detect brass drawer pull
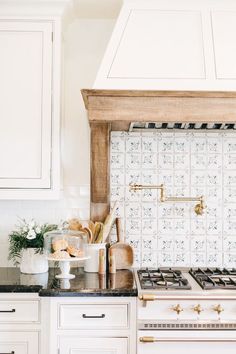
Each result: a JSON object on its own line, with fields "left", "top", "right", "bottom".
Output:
{"left": 0, "top": 309, "right": 16, "bottom": 313}
{"left": 82, "top": 313, "right": 105, "bottom": 319}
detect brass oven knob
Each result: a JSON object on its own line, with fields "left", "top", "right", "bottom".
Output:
{"left": 173, "top": 304, "right": 183, "bottom": 315}
{"left": 194, "top": 304, "right": 203, "bottom": 315}
{"left": 214, "top": 304, "right": 224, "bottom": 315}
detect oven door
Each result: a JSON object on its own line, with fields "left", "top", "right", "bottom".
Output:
{"left": 138, "top": 330, "right": 236, "bottom": 354}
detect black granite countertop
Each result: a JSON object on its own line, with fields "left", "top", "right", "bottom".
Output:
{"left": 0, "top": 267, "right": 137, "bottom": 297}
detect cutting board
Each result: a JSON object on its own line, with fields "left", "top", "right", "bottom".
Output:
{"left": 110, "top": 218, "right": 133, "bottom": 270}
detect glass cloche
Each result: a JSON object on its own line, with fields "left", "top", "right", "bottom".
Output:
{"left": 44, "top": 229, "right": 88, "bottom": 261}
{"left": 44, "top": 229, "right": 89, "bottom": 279}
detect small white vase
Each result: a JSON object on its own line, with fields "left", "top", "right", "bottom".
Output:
{"left": 20, "top": 248, "right": 48, "bottom": 274}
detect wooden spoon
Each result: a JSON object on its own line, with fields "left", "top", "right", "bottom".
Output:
{"left": 82, "top": 227, "right": 93, "bottom": 244}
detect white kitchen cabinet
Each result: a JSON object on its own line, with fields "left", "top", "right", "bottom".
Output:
{"left": 0, "top": 20, "right": 52, "bottom": 190}
{"left": 0, "top": 299, "right": 39, "bottom": 323}
{"left": 47, "top": 297, "right": 136, "bottom": 354}
{"left": 0, "top": 294, "right": 41, "bottom": 354}
{"left": 0, "top": 331, "right": 38, "bottom": 354}
{"left": 94, "top": 0, "right": 236, "bottom": 91}
{"left": 58, "top": 303, "right": 128, "bottom": 329}
{"left": 59, "top": 337, "right": 128, "bottom": 354}
{"left": 0, "top": 4, "right": 64, "bottom": 198}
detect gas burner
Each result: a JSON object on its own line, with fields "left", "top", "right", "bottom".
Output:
{"left": 190, "top": 268, "right": 236, "bottom": 290}
{"left": 138, "top": 268, "right": 191, "bottom": 290}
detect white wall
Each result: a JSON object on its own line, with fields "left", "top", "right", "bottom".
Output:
{"left": 0, "top": 17, "right": 115, "bottom": 267}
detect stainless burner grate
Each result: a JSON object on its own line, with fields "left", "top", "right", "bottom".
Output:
{"left": 190, "top": 268, "right": 236, "bottom": 290}
{"left": 138, "top": 268, "right": 191, "bottom": 290}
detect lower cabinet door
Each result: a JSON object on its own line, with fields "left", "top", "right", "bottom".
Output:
{"left": 0, "top": 332, "right": 38, "bottom": 354}
{"left": 59, "top": 337, "right": 128, "bottom": 354}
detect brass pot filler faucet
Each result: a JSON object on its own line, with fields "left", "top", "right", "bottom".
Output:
{"left": 129, "top": 183, "right": 206, "bottom": 216}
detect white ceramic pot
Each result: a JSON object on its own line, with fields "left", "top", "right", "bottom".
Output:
{"left": 84, "top": 243, "right": 106, "bottom": 273}
{"left": 20, "top": 248, "right": 48, "bottom": 274}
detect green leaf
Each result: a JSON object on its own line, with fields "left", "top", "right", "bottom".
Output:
{"left": 8, "top": 219, "right": 58, "bottom": 265}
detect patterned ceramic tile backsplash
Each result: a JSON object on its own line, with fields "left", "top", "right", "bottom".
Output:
{"left": 110, "top": 131, "right": 236, "bottom": 268}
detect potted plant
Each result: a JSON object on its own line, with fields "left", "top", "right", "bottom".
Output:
{"left": 8, "top": 219, "right": 58, "bottom": 274}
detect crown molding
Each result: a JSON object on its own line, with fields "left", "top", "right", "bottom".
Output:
{"left": 0, "top": 0, "right": 72, "bottom": 17}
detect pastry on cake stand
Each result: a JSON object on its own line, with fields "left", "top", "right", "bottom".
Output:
{"left": 44, "top": 229, "right": 89, "bottom": 279}
{"left": 48, "top": 255, "right": 89, "bottom": 279}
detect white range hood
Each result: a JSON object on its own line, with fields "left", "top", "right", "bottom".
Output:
{"left": 94, "top": 0, "right": 236, "bottom": 91}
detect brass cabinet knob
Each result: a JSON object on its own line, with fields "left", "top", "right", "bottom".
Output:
{"left": 173, "top": 304, "right": 183, "bottom": 315}
{"left": 214, "top": 304, "right": 224, "bottom": 315}
{"left": 194, "top": 304, "right": 203, "bottom": 315}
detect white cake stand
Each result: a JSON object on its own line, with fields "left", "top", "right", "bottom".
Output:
{"left": 48, "top": 256, "right": 90, "bottom": 279}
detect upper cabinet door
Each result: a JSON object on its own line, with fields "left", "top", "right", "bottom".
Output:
{"left": 94, "top": 0, "right": 236, "bottom": 91}
{"left": 0, "top": 21, "right": 52, "bottom": 189}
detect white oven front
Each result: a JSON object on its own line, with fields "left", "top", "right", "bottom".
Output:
{"left": 138, "top": 330, "right": 236, "bottom": 354}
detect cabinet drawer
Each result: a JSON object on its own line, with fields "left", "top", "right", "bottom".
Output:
{"left": 0, "top": 331, "right": 38, "bottom": 354}
{"left": 59, "top": 336, "right": 128, "bottom": 354}
{"left": 0, "top": 300, "right": 39, "bottom": 323}
{"left": 59, "top": 303, "right": 129, "bottom": 329}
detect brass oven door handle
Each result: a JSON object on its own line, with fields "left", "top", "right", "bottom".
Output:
{"left": 0, "top": 309, "right": 16, "bottom": 313}
{"left": 82, "top": 313, "right": 105, "bottom": 319}
{"left": 139, "top": 337, "right": 236, "bottom": 343}
{"left": 139, "top": 294, "right": 158, "bottom": 301}
{"left": 139, "top": 337, "right": 156, "bottom": 343}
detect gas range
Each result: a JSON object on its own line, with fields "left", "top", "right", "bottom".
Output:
{"left": 136, "top": 268, "right": 236, "bottom": 353}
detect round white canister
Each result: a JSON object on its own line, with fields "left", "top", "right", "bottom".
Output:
{"left": 84, "top": 243, "right": 106, "bottom": 273}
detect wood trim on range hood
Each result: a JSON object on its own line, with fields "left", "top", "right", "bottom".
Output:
{"left": 82, "top": 89, "right": 236, "bottom": 130}
{"left": 82, "top": 89, "right": 236, "bottom": 221}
